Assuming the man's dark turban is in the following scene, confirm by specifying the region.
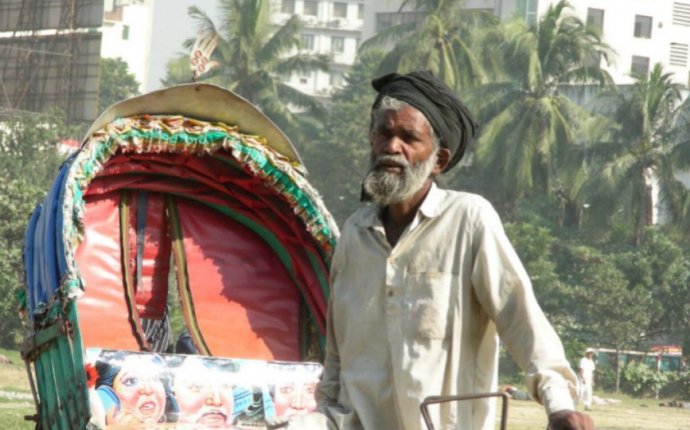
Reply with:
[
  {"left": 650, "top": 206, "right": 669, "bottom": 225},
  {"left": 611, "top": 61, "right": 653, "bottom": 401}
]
[{"left": 371, "top": 71, "right": 478, "bottom": 171}]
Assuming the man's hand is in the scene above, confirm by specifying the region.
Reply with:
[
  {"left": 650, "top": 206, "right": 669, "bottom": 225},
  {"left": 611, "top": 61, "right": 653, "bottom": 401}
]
[{"left": 547, "top": 410, "right": 594, "bottom": 430}]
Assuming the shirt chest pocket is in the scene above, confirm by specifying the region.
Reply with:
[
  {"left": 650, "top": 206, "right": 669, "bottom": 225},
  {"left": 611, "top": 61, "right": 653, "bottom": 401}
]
[{"left": 404, "top": 272, "right": 455, "bottom": 339}]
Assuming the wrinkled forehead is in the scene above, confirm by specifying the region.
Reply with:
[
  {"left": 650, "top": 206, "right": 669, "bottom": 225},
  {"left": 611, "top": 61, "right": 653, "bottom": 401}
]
[{"left": 370, "top": 104, "right": 433, "bottom": 135}]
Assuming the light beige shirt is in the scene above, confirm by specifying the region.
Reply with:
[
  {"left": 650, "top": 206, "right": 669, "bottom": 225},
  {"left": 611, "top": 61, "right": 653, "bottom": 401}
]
[{"left": 296, "top": 184, "right": 577, "bottom": 430}]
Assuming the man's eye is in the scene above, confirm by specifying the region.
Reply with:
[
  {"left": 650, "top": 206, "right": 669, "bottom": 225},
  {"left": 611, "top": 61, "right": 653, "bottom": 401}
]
[
  {"left": 373, "top": 129, "right": 390, "bottom": 139},
  {"left": 403, "top": 133, "right": 418, "bottom": 143}
]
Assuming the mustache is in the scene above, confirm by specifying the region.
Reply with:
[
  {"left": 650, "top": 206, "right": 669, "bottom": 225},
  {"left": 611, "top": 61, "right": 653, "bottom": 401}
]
[{"left": 370, "top": 154, "right": 409, "bottom": 170}]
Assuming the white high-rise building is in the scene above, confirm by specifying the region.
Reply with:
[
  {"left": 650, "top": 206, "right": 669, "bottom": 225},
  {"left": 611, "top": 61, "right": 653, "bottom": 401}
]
[
  {"left": 101, "top": 0, "right": 217, "bottom": 93},
  {"left": 273, "top": 0, "right": 365, "bottom": 98},
  {"left": 102, "top": 0, "right": 366, "bottom": 98},
  {"left": 363, "top": 0, "right": 690, "bottom": 88},
  {"left": 100, "top": 0, "right": 690, "bottom": 98},
  {"left": 534, "top": 0, "right": 690, "bottom": 86}
]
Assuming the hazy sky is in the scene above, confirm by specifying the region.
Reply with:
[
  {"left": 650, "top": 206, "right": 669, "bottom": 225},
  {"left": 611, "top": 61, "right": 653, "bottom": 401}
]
[{"left": 146, "top": 0, "right": 219, "bottom": 91}]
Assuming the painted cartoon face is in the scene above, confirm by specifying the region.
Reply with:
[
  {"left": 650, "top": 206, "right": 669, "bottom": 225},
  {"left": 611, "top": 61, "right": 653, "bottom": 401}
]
[
  {"left": 174, "top": 359, "right": 234, "bottom": 428},
  {"left": 112, "top": 356, "right": 167, "bottom": 423},
  {"left": 273, "top": 380, "right": 318, "bottom": 419}
]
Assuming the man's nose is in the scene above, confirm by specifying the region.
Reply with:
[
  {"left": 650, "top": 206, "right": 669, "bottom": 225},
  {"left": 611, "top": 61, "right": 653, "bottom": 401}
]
[{"left": 377, "top": 136, "right": 403, "bottom": 154}]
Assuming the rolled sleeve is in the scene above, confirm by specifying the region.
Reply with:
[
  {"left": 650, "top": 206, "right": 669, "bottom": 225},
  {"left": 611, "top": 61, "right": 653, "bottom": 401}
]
[{"left": 470, "top": 199, "right": 578, "bottom": 416}]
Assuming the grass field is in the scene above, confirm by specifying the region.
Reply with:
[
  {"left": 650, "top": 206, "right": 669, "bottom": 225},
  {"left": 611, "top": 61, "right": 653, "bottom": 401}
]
[
  {"left": 500, "top": 395, "right": 690, "bottom": 430},
  {"left": 0, "top": 348, "right": 34, "bottom": 430},
  {"left": 1, "top": 346, "right": 689, "bottom": 429}
]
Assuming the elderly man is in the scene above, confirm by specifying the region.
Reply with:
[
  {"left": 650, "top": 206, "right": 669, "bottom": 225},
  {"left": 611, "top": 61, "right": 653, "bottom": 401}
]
[{"left": 290, "top": 71, "right": 593, "bottom": 430}]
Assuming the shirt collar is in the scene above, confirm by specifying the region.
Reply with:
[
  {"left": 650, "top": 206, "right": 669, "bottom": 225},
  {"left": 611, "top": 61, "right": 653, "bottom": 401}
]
[
  {"left": 418, "top": 182, "right": 444, "bottom": 219},
  {"left": 355, "top": 182, "right": 444, "bottom": 228}
]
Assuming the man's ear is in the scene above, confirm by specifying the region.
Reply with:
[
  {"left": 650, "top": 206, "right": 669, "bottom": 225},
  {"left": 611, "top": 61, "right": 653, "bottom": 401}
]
[{"left": 434, "top": 148, "right": 451, "bottom": 174}]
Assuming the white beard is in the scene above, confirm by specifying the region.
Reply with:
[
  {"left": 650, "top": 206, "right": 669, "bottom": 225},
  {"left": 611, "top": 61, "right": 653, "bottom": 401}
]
[{"left": 361, "top": 152, "right": 437, "bottom": 206}]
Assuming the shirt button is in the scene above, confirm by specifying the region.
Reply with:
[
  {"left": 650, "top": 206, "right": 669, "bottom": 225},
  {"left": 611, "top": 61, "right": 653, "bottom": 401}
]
[{"left": 387, "top": 290, "right": 394, "bottom": 297}]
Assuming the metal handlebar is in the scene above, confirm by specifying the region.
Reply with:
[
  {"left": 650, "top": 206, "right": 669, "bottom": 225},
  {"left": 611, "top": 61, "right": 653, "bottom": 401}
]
[{"left": 420, "top": 391, "right": 510, "bottom": 430}]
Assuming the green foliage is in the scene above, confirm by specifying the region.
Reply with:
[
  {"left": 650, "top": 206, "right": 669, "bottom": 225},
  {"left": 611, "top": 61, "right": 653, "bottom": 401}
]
[
  {"left": 301, "top": 50, "right": 385, "bottom": 224},
  {"left": 99, "top": 57, "right": 140, "bottom": 113},
  {"left": 0, "top": 113, "right": 72, "bottom": 348},
  {"left": 504, "top": 221, "right": 565, "bottom": 316},
  {"left": 163, "top": 0, "right": 329, "bottom": 144},
  {"left": 620, "top": 361, "right": 669, "bottom": 398},
  {"left": 0, "top": 180, "right": 46, "bottom": 348},
  {"left": 613, "top": 228, "right": 690, "bottom": 345},
  {"left": 360, "top": 0, "right": 497, "bottom": 91},
  {"left": 583, "top": 63, "right": 690, "bottom": 244},
  {"left": 558, "top": 244, "right": 652, "bottom": 351},
  {"left": 498, "top": 344, "right": 524, "bottom": 385},
  {"left": 659, "top": 370, "right": 690, "bottom": 400},
  {"left": 470, "top": 0, "right": 611, "bottom": 209},
  {"left": 595, "top": 364, "right": 618, "bottom": 392}
]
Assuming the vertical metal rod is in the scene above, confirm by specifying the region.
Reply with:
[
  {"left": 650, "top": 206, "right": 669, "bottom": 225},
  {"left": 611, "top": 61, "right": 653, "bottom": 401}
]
[{"left": 24, "top": 359, "right": 40, "bottom": 414}]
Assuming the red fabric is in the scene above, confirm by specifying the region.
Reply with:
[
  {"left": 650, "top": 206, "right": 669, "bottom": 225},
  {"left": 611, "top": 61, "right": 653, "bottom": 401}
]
[
  {"left": 75, "top": 150, "right": 329, "bottom": 358},
  {"left": 87, "top": 169, "right": 328, "bottom": 334},
  {"left": 75, "top": 193, "right": 141, "bottom": 350},
  {"left": 89, "top": 152, "right": 328, "bottom": 330},
  {"left": 176, "top": 198, "right": 301, "bottom": 361}
]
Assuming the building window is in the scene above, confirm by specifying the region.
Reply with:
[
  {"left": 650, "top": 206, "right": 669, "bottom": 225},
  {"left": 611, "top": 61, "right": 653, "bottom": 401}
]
[
  {"left": 330, "top": 71, "right": 344, "bottom": 87},
  {"left": 634, "top": 15, "right": 652, "bottom": 38},
  {"left": 122, "top": 24, "right": 129, "bottom": 40},
  {"left": 524, "top": 0, "right": 538, "bottom": 26},
  {"left": 297, "top": 69, "right": 311, "bottom": 84},
  {"left": 358, "top": 3, "right": 364, "bottom": 20},
  {"left": 672, "top": 2, "right": 690, "bottom": 26},
  {"left": 631, "top": 55, "right": 650, "bottom": 76},
  {"left": 301, "top": 34, "right": 314, "bottom": 50},
  {"left": 281, "top": 0, "right": 295, "bottom": 13},
  {"left": 670, "top": 42, "right": 689, "bottom": 66},
  {"left": 586, "top": 8, "right": 604, "bottom": 32},
  {"left": 333, "top": 2, "right": 347, "bottom": 18},
  {"left": 332, "top": 36, "right": 344, "bottom": 54},
  {"left": 376, "top": 11, "right": 423, "bottom": 32},
  {"left": 304, "top": 0, "right": 318, "bottom": 16}
]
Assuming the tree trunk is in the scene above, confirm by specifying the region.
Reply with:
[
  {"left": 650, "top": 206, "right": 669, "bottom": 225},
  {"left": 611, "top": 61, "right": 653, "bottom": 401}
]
[
  {"left": 615, "top": 348, "right": 621, "bottom": 393},
  {"left": 563, "top": 198, "right": 580, "bottom": 228},
  {"left": 634, "top": 166, "right": 654, "bottom": 246}
]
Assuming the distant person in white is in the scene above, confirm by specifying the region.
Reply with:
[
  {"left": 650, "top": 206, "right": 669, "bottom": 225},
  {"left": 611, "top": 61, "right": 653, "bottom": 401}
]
[{"left": 578, "top": 348, "right": 596, "bottom": 411}]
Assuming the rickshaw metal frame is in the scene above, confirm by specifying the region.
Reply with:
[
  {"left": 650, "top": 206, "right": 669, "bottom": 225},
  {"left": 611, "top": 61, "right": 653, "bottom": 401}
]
[{"left": 420, "top": 391, "right": 510, "bottom": 430}]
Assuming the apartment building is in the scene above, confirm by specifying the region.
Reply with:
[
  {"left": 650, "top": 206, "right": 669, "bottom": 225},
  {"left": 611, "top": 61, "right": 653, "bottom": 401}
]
[
  {"left": 101, "top": 0, "right": 216, "bottom": 93},
  {"left": 363, "top": 0, "right": 690, "bottom": 88},
  {"left": 546, "top": 0, "right": 690, "bottom": 86},
  {"left": 273, "top": 0, "right": 365, "bottom": 98},
  {"left": 100, "top": 0, "right": 690, "bottom": 98},
  {"left": 102, "top": 0, "right": 364, "bottom": 97}
]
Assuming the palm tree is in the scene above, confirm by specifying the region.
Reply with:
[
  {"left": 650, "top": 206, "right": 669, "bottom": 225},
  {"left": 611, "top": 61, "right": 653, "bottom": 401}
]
[
  {"left": 163, "top": 0, "right": 329, "bottom": 141},
  {"left": 582, "top": 63, "right": 690, "bottom": 245},
  {"left": 358, "top": 0, "right": 498, "bottom": 91},
  {"left": 469, "top": 0, "right": 612, "bottom": 212}
]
